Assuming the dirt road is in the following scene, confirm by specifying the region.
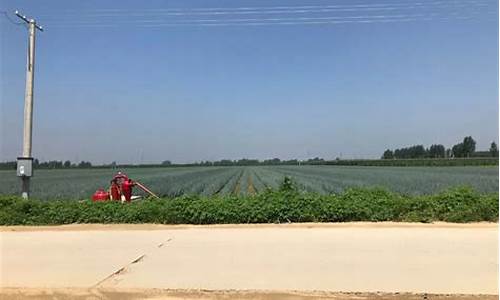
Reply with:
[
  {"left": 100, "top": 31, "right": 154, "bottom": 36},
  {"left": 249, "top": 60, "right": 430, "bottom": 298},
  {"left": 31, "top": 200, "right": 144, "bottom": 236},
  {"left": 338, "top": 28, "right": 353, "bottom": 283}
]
[{"left": 0, "top": 223, "right": 497, "bottom": 299}]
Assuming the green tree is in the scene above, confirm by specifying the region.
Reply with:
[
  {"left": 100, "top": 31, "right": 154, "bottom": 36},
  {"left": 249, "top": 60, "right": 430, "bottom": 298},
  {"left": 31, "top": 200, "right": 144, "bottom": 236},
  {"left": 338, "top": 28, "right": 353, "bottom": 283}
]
[
  {"left": 393, "top": 145, "right": 426, "bottom": 159},
  {"left": 452, "top": 143, "right": 464, "bottom": 158},
  {"left": 382, "top": 149, "right": 394, "bottom": 159},
  {"left": 489, "top": 142, "right": 498, "bottom": 157},
  {"left": 428, "top": 144, "right": 445, "bottom": 158},
  {"left": 63, "top": 160, "right": 71, "bottom": 168},
  {"left": 462, "top": 136, "right": 476, "bottom": 157},
  {"left": 78, "top": 161, "right": 92, "bottom": 168}
]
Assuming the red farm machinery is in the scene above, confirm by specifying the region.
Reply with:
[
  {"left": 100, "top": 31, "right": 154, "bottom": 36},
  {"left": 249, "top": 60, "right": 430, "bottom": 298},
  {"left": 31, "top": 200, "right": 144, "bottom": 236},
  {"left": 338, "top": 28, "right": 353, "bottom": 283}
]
[{"left": 91, "top": 172, "right": 159, "bottom": 202}]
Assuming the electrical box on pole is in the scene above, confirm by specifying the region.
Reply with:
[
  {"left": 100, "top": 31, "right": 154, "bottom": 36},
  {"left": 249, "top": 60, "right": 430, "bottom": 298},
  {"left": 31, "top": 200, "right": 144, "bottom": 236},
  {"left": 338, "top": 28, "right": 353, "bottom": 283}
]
[{"left": 14, "top": 10, "right": 43, "bottom": 199}]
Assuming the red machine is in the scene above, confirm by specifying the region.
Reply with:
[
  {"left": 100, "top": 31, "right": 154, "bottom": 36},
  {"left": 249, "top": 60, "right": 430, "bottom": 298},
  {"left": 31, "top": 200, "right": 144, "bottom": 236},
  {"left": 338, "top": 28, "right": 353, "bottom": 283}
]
[{"left": 92, "top": 172, "right": 159, "bottom": 202}]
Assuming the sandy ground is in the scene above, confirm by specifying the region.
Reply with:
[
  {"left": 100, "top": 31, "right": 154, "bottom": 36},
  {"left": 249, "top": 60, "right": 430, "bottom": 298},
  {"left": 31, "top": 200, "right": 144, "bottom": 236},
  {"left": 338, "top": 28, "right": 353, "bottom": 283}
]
[
  {"left": 0, "top": 223, "right": 498, "bottom": 299},
  {"left": 0, "top": 288, "right": 497, "bottom": 300}
]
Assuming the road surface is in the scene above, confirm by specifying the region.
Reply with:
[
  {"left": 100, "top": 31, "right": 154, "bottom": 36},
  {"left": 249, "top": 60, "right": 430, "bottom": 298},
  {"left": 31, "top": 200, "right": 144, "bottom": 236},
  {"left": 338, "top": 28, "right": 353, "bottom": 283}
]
[{"left": 0, "top": 223, "right": 497, "bottom": 299}]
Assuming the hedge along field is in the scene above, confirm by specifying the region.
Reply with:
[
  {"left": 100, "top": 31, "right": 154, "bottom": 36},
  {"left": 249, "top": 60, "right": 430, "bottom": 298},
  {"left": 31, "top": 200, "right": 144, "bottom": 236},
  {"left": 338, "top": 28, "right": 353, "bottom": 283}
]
[
  {"left": 0, "top": 165, "right": 497, "bottom": 200},
  {"left": 0, "top": 179, "right": 498, "bottom": 225}
]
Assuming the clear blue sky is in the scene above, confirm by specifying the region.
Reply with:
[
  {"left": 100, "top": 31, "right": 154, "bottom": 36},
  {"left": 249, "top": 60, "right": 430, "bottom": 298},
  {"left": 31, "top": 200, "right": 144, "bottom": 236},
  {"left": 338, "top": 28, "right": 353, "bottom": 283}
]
[{"left": 1, "top": 0, "right": 498, "bottom": 164}]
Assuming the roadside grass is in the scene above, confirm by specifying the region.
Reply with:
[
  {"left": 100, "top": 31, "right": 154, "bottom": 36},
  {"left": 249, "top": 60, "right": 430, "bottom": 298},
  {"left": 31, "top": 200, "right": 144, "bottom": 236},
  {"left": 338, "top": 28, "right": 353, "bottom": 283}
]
[{"left": 0, "top": 178, "right": 497, "bottom": 225}]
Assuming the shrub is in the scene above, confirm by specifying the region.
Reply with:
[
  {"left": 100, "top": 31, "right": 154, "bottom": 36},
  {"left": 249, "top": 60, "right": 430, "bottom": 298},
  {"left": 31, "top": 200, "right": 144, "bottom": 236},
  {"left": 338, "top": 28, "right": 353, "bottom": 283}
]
[{"left": 0, "top": 186, "right": 497, "bottom": 225}]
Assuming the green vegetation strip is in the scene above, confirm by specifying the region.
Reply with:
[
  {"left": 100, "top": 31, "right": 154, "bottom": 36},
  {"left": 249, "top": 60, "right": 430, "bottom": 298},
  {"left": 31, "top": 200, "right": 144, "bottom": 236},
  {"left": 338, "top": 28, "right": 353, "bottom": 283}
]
[{"left": 1, "top": 181, "right": 497, "bottom": 225}]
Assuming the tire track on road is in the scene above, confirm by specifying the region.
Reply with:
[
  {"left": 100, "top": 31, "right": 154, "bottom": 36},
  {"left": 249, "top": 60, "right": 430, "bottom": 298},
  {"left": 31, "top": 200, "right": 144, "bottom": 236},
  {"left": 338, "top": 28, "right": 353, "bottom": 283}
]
[{"left": 93, "top": 238, "right": 173, "bottom": 288}]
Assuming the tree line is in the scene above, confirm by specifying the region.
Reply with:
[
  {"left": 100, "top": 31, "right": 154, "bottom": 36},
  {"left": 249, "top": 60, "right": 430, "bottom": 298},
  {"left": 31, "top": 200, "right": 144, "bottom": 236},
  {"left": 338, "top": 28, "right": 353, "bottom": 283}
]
[
  {"left": 382, "top": 136, "right": 498, "bottom": 159},
  {"left": 0, "top": 157, "right": 324, "bottom": 170},
  {"left": 0, "top": 159, "right": 93, "bottom": 170},
  {"left": 165, "top": 157, "right": 324, "bottom": 167},
  {"left": 1, "top": 136, "right": 497, "bottom": 170}
]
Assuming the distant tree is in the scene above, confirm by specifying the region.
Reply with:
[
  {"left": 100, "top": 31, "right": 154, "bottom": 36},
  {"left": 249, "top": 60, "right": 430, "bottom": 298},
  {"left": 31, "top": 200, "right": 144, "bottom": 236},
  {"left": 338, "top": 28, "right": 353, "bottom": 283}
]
[
  {"left": 414, "top": 145, "right": 427, "bottom": 158},
  {"left": 44, "top": 160, "right": 63, "bottom": 169},
  {"left": 263, "top": 158, "right": 281, "bottom": 165},
  {"left": 428, "top": 144, "right": 445, "bottom": 158},
  {"left": 394, "top": 149, "right": 401, "bottom": 158},
  {"left": 283, "top": 159, "right": 298, "bottom": 165},
  {"left": 462, "top": 136, "right": 476, "bottom": 157},
  {"left": 0, "top": 161, "right": 17, "bottom": 170},
  {"left": 445, "top": 148, "right": 452, "bottom": 158},
  {"left": 215, "top": 159, "right": 233, "bottom": 166},
  {"left": 307, "top": 157, "right": 325, "bottom": 164},
  {"left": 393, "top": 145, "right": 426, "bottom": 159},
  {"left": 382, "top": 149, "right": 394, "bottom": 159},
  {"left": 63, "top": 160, "right": 71, "bottom": 168},
  {"left": 78, "top": 161, "right": 92, "bottom": 168},
  {"left": 236, "top": 159, "right": 259, "bottom": 166},
  {"left": 161, "top": 160, "right": 172, "bottom": 166},
  {"left": 489, "top": 142, "right": 498, "bottom": 157},
  {"left": 452, "top": 143, "right": 464, "bottom": 158},
  {"left": 196, "top": 161, "right": 208, "bottom": 166}
]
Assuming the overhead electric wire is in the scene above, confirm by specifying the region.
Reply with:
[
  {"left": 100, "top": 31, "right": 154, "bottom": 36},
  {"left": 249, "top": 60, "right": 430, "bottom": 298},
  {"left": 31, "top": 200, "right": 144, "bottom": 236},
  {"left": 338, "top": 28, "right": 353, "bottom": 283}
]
[
  {"left": 34, "top": 0, "right": 495, "bottom": 28},
  {"left": 41, "top": 3, "right": 490, "bottom": 18},
  {"left": 43, "top": 9, "right": 491, "bottom": 27},
  {"left": 113, "top": 13, "right": 432, "bottom": 23},
  {"left": 132, "top": 12, "right": 486, "bottom": 27},
  {"left": 45, "top": 13, "right": 489, "bottom": 28},
  {"left": 48, "top": 13, "right": 432, "bottom": 25},
  {"left": 37, "top": 0, "right": 491, "bottom": 15}
]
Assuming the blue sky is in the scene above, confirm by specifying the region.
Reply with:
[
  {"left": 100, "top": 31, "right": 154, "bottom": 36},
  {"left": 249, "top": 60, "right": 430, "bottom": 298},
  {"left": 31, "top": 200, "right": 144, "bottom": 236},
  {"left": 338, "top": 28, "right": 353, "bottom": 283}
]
[{"left": 1, "top": 0, "right": 498, "bottom": 164}]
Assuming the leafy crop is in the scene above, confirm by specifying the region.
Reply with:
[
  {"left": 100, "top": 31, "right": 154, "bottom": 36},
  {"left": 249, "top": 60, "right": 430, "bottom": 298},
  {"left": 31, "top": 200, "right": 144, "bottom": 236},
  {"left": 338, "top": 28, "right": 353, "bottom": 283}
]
[
  {"left": 0, "top": 165, "right": 497, "bottom": 200},
  {"left": 0, "top": 183, "right": 497, "bottom": 225}
]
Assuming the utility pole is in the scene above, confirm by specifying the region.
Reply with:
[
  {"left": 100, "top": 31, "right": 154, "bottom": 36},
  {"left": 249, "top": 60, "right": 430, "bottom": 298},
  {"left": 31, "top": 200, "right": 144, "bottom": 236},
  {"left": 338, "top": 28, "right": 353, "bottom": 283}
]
[{"left": 15, "top": 11, "right": 43, "bottom": 199}]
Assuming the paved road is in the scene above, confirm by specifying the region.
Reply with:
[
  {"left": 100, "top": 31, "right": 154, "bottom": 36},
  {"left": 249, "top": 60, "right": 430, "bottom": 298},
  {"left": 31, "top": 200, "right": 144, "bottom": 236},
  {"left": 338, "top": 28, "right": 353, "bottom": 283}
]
[{"left": 0, "top": 223, "right": 498, "bottom": 296}]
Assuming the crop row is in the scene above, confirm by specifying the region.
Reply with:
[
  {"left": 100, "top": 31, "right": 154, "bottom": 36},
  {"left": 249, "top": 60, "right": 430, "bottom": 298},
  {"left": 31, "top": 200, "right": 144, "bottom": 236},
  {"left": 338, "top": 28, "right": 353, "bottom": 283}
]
[{"left": 0, "top": 165, "right": 497, "bottom": 200}]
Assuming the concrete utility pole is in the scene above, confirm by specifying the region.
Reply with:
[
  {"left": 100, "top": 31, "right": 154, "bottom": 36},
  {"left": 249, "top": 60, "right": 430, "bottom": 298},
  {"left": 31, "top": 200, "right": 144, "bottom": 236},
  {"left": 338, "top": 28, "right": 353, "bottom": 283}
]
[{"left": 15, "top": 11, "right": 43, "bottom": 199}]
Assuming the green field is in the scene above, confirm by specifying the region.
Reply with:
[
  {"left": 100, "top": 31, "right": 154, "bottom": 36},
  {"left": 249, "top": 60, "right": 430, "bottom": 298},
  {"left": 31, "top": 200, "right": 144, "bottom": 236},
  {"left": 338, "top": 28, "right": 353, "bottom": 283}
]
[{"left": 0, "top": 165, "right": 497, "bottom": 200}]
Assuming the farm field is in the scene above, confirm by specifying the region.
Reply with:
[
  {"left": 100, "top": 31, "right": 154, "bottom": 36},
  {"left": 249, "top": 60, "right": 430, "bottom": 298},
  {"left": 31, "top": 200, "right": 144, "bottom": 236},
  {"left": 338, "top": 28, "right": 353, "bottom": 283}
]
[{"left": 0, "top": 165, "right": 497, "bottom": 200}]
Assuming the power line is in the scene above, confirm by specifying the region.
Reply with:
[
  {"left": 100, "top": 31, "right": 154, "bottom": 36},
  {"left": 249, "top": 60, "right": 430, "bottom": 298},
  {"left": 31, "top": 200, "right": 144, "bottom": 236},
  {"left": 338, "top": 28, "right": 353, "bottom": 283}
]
[
  {"left": 48, "top": 13, "right": 433, "bottom": 25},
  {"left": 41, "top": 3, "right": 490, "bottom": 18},
  {"left": 42, "top": 7, "right": 491, "bottom": 28},
  {"left": 37, "top": 0, "right": 492, "bottom": 15},
  {"left": 45, "top": 12, "right": 490, "bottom": 28},
  {"left": 29, "top": 0, "right": 494, "bottom": 28},
  {"left": 136, "top": 15, "right": 479, "bottom": 27},
  {"left": 55, "top": 7, "right": 492, "bottom": 24}
]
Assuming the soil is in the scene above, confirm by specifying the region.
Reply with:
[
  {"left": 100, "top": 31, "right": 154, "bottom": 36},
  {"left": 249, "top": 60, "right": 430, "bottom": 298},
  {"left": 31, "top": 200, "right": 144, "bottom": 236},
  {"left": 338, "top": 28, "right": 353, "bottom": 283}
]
[
  {"left": 0, "top": 288, "right": 496, "bottom": 300},
  {"left": 1, "top": 223, "right": 497, "bottom": 299}
]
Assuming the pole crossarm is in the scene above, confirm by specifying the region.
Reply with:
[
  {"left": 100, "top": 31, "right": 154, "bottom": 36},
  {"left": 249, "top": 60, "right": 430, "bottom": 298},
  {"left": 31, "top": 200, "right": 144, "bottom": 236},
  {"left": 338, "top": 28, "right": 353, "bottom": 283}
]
[{"left": 15, "top": 10, "right": 43, "bottom": 31}]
